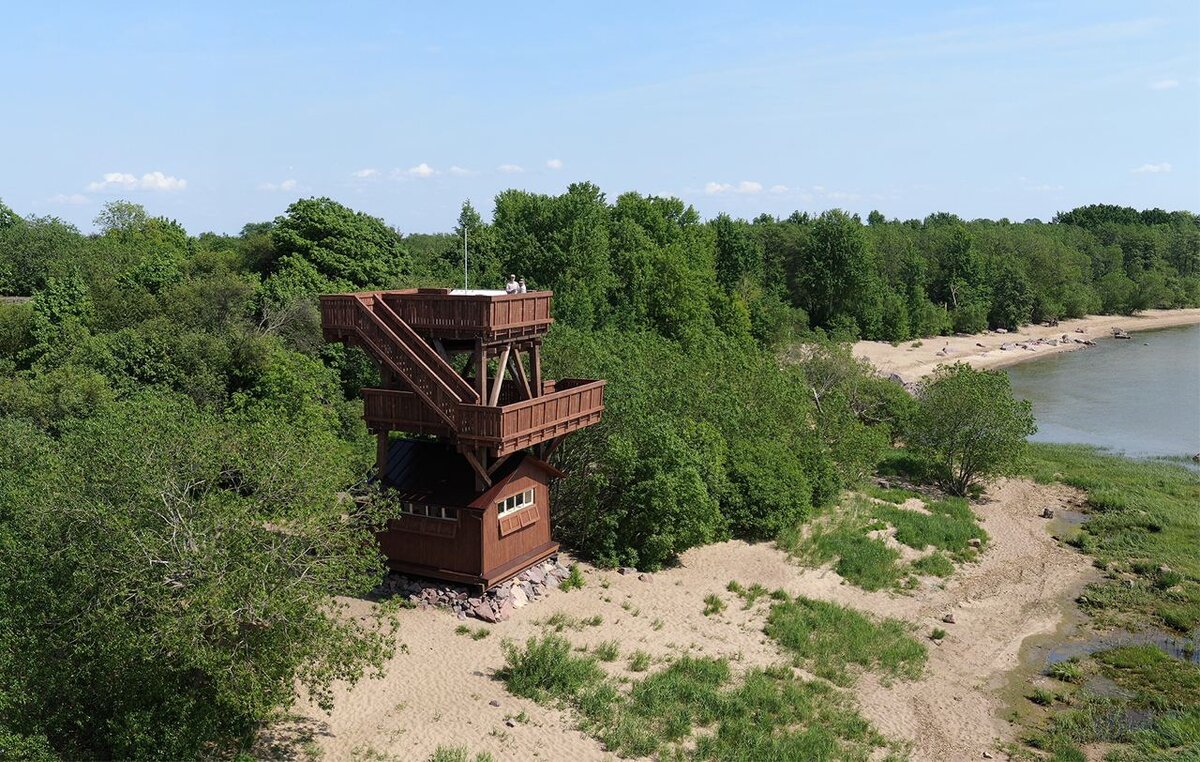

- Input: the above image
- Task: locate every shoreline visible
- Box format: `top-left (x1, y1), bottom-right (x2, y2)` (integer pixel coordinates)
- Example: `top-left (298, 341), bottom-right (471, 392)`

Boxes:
top-left (853, 308), bottom-right (1200, 384)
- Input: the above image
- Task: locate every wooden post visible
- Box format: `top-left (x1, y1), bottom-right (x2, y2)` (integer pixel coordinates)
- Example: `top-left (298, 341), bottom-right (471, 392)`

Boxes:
top-left (489, 344), bottom-right (511, 407)
top-left (531, 341), bottom-right (543, 397)
top-left (474, 341), bottom-right (487, 404)
top-left (376, 431), bottom-right (390, 478)
top-left (462, 447), bottom-right (491, 490)
top-left (510, 348), bottom-right (533, 400)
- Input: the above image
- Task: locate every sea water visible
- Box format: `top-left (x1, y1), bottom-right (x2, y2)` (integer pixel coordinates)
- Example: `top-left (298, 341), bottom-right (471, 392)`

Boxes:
top-left (1007, 323), bottom-right (1200, 465)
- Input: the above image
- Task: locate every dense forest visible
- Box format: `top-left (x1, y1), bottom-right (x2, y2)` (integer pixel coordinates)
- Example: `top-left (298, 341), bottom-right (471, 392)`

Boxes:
top-left (1, 189), bottom-right (1197, 757)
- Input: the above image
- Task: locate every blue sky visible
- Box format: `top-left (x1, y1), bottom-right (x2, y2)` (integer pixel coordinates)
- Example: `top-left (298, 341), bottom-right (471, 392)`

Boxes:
top-left (1, 1), bottom-right (1196, 234)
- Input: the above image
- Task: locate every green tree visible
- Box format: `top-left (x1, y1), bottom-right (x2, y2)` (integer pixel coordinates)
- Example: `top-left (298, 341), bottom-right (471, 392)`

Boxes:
top-left (267, 197), bottom-right (410, 291)
top-left (907, 363), bottom-right (1036, 496)
top-left (0, 395), bottom-right (392, 759)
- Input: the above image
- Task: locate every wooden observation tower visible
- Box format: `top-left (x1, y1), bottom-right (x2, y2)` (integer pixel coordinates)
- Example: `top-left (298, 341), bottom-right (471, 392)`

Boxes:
top-left (320, 288), bottom-right (605, 587)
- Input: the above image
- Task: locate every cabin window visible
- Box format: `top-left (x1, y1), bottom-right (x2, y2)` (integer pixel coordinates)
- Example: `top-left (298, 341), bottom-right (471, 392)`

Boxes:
top-left (399, 501), bottom-right (458, 521)
top-left (497, 487), bottom-right (535, 517)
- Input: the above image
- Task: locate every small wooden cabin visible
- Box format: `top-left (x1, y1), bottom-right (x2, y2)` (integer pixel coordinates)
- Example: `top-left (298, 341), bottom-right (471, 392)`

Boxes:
top-left (377, 438), bottom-right (564, 586)
top-left (320, 287), bottom-right (604, 588)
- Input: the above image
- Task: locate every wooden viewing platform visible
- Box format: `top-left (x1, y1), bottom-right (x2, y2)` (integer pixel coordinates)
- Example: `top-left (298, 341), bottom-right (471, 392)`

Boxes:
top-left (320, 286), bottom-right (604, 588)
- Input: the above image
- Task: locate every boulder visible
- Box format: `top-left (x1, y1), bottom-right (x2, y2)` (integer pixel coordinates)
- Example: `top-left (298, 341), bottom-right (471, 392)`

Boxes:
top-left (619, 567), bottom-right (638, 576)
top-left (511, 585), bottom-right (529, 608)
top-left (942, 613), bottom-right (956, 624)
top-left (1041, 507), bottom-right (1055, 519)
top-left (497, 599), bottom-right (514, 621)
top-left (638, 573), bottom-right (654, 583)
top-left (474, 602), bottom-right (500, 623)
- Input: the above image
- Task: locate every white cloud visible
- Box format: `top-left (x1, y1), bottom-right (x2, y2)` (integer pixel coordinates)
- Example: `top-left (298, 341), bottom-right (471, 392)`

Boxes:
top-left (49, 193), bottom-right (90, 205)
top-left (705, 180), bottom-right (764, 195)
top-left (546, 158), bottom-right (563, 170)
top-left (1132, 162), bottom-right (1172, 174)
top-left (769, 184), bottom-right (788, 194)
top-left (449, 165), bottom-right (472, 176)
top-left (352, 168), bottom-right (380, 178)
top-left (407, 162), bottom-right (436, 177)
top-left (258, 178), bottom-right (299, 191)
top-left (87, 171), bottom-right (187, 192)
top-left (1149, 79), bottom-right (1179, 90)
top-left (498, 163), bottom-right (524, 174)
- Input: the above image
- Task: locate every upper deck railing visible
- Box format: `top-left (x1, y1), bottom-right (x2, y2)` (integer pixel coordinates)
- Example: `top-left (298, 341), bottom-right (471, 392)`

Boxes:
top-left (375, 289), bottom-right (553, 342)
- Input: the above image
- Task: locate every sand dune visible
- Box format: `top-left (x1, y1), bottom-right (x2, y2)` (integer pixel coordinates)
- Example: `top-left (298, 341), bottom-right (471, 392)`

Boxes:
top-left (270, 477), bottom-right (1094, 761)
top-left (853, 308), bottom-right (1200, 384)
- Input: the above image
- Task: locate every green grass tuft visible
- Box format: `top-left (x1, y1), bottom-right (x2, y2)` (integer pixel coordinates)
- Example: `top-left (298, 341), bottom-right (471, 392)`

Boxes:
top-left (765, 594), bottom-right (927, 686)
top-left (702, 593), bottom-right (726, 616)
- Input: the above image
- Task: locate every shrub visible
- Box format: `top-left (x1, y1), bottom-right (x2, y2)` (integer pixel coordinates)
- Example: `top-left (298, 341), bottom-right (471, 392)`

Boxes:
top-left (907, 363), bottom-right (1036, 496)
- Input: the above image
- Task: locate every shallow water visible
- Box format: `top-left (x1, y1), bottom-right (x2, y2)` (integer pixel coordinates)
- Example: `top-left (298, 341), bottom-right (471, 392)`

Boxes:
top-left (1008, 323), bottom-right (1200, 465)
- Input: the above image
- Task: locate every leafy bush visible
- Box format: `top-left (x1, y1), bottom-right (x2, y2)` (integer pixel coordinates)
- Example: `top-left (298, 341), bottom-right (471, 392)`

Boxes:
top-left (907, 363), bottom-right (1036, 495)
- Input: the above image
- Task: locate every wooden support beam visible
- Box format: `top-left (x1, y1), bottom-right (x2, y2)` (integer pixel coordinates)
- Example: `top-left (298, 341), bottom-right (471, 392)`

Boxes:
top-left (510, 348), bottom-right (533, 400)
top-left (531, 342), bottom-right (543, 397)
top-left (489, 345), bottom-right (511, 407)
top-left (474, 342), bottom-right (487, 404)
top-left (462, 448), bottom-right (491, 490)
top-left (431, 338), bottom-right (453, 365)
top-left (376, 432), bottom-right (390, 477)
top-left (540, 436), bottom-right (564, 461)
top-left (487, 454), bottom-right (512, 476)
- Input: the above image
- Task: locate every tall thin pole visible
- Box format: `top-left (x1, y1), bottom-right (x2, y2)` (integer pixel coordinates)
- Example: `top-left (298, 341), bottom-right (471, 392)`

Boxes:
top-left (463, 222), bottom-right (468, 289)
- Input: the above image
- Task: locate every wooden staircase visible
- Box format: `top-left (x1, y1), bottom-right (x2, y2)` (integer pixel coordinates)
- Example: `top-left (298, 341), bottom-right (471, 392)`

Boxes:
top-left (320, 289), bottom-right (605, 486)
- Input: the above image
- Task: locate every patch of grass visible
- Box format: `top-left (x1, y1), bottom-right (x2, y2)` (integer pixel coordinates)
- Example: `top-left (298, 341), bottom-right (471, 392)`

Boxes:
top-left (862, 483), bottom-right (924, 505)
top-left (498, 633), bottom-right (608, 704)
top-left (1046, 659), bottom-right (1083, 684)
top-left (702, 593), bottom-right (726, 617)
top-left (911, 552), bottom-right (955, 578)
top-left (727, 580), bottom-right (770, 608)
top-left (540, 611), bottom-right (603, 632)
top-left (1028, 687), bottom-right (1056, 706)
top-left (499, 638), bottom-right (892, 759)
top-left (650, 618), bottom-right (664, 631)
top-left (627, 651), bottom-right (651, 672)
top-left (784, 487), bottom-right (987, 592)
top-left (427, 747), bottom-right (493, 762)
top-left (930, 628), bottom-right (947, 641)
top-left (559, 563), bottom-right (586, 591)
top-left (593, 640), bottom-right (620, 662)
top-left (765, 594), bottom-right (927, 686)
top-left (454, 624), bottom-right (491, 640)
top-left (876, 496), bottom-right (986, 559)
top-left (694, 666), bottom-right (885, 761)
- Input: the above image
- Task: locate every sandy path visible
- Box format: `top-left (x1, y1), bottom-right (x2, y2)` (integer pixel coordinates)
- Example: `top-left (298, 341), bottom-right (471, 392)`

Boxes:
top-left (853, 308), bottom-right (1200, 383)
top-left (271, 477), bottom-right (1094, 761)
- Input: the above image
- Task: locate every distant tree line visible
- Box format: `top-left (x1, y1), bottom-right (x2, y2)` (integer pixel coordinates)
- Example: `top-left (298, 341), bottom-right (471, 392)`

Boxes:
top-left (0, 190), bottom-right (1192, 757)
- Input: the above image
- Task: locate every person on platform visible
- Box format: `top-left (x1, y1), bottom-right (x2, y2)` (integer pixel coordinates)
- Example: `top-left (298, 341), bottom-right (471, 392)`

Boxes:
top-left (518, 278), bottom-right (528, 293)
top-left (504, 274), bottom-right (519, 294)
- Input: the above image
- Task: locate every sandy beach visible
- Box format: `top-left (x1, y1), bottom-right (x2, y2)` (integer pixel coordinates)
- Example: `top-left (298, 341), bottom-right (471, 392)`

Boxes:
top-left (853, 308), bottom-right (1200, 384)
top-left (267, 477), bottom-right (1094, 761)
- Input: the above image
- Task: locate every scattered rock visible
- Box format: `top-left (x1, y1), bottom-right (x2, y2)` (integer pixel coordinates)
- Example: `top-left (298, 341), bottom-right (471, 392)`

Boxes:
top-left (619, 567), bottom-right (638, 576)
top-left (638, 573), bottom-right (654, 583)
top-left (942, 613), bottom-right (956, 624)
top-left (489, 699), bottom-right (501, 707)
top-left (995, 328), bottom-right (1008, 334)
top-left (1041, 507), bottom-right (1055, 519)
top-left (505, 719), bottom-right (517, 728)
top-left (968, 538), bottom-right (982, 548)
top-left (983, 751), bottom-right (994, 759)
top-left (372, 554), bottom-right (574, 623)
